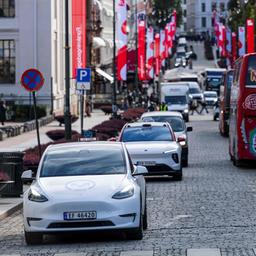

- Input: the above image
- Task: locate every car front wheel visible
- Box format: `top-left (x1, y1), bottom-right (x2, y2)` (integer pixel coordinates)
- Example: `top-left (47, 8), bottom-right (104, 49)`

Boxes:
top-left (24, 231), bottom-right (43, 245)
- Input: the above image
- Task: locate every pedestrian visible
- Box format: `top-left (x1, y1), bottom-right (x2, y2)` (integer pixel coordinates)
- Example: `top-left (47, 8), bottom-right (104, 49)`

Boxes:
top-left (85, 101), bottom-right (91, 117)
top-left (190, 99), bottom-right (199, 115)
top-left (199, 100), bottom-right (209, 114)
top-left (0, 101), bottom-right (6, 125)
top-left (148, 101), bottom-right (155, 112)
top-left (160, 102), bottom-right (168, 111)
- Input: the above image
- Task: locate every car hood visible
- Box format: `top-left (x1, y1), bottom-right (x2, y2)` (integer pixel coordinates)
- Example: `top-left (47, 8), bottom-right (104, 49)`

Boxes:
top-left (125, 141), bottom-right (179, 154)
top-left (38, 174), bottom-right (128, 201)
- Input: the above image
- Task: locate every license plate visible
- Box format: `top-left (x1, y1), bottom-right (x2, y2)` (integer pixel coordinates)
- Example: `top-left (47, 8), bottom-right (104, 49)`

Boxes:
top-left (64, 211), bottom-right (97, 220)
top-left (137, 161), bottom-right (156, 166)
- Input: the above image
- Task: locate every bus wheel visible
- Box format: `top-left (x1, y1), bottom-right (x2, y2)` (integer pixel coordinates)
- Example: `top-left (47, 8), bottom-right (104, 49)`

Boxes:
top-left (233, 158), bottom-right (241, 167)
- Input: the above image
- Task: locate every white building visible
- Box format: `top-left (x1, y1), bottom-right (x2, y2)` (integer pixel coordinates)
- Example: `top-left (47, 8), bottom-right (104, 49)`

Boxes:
top-left (0, 0), bottom-right (77, 118)
top-left (186, 0), bottom-right (228, 34)
top-left (179, 0), bottom-right (187, 33)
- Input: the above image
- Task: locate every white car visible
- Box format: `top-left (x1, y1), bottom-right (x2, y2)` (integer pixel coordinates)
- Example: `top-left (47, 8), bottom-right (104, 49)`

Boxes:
top-left (140, 111), bottom-right (193, 167)
top-left (119, 122), bottom-right (182, 180)
top-left (22, 142), bottom-right (148, 244)
top-left (203, 91), bottom-right (218, 106)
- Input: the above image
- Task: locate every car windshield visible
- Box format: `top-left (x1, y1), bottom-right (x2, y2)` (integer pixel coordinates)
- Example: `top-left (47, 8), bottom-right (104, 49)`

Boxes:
top-left (189, 87), bottom-right (200, 94)
top-left (122, 126), bottom-right (173, 142)
top-left (177, 52), bottom-right (185, 58)
top-left (142, 116), bottom-right (185, 132)
top-left (204, 93), bottom-right (217, 98)
top-left (207, 77), bottom-right (222, 87)
top-left (40, 148), bottom-right (126, 177)
top-left (165, 95), bottom-right (187, 105)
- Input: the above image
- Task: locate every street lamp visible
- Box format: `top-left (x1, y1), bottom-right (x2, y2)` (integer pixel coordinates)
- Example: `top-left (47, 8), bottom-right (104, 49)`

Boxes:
top-left (112, 0), bottom-right (117, 117)
top-left (64, 0), bottom-right (72, 140)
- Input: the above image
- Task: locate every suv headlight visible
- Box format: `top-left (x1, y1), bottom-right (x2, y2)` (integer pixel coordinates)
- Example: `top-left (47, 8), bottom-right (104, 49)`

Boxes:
top-left (184, 109), bottom-right (189, 113)
top-left (112, 184), bottom-right (134, 199)
top-left (28, 186), bottom-right (48, 202)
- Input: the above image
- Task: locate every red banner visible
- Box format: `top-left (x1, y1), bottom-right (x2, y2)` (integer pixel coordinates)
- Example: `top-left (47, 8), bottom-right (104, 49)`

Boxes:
top-left (154, 33), bottom-right (160, 76)
top-left (232, 32), bottom-right (237, 64)
top-left (138, 17), bottom-right (146, 81)
top-left (72, 0), bottom-right (86, 78)
top-left (146, 26), bottom-right (154, 80)
top-left (238, 26), bottom-right (245, 56)
top-left (246, 18), bottom-right (255, 53)
top-left (164, 25), bottom-right (169, 58)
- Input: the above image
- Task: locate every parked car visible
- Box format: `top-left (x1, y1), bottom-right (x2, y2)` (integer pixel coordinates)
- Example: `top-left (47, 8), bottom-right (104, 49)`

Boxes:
top-left (22, 142), bottom-right (148, 244)
top-left (119, 122), bottom-right (183, 180)
top-left (140, 111), bottom-right (193, 167)
top-left (203, 91), bottom-right (218, 106)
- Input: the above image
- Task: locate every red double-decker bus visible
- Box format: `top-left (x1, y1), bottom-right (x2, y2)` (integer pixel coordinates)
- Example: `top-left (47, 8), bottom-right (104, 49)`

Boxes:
top-left (229, 53), bottom-right (256, 166)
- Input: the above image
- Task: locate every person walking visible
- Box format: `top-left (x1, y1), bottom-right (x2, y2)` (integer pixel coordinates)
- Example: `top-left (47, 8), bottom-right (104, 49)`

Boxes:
top-left (160, 102), bottom-right (168, 111)
top-left (0, 101), bottom-right (6, 125)
top-left (190, 99), bottom-right (200, 115)
top-left (199, 100), bottom-right (209, 114)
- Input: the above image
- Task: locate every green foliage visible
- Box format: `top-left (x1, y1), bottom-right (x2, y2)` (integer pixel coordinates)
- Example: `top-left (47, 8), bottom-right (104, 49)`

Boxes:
top-left (152, 0), bottom-right (182, 28)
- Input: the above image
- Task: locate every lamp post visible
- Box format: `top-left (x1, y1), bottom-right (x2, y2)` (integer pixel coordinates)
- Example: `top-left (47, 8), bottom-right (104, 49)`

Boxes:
top-left (112, 0), bottom-right (117, 118)
top-left (134, 0), bottom-right (139, 93)
top-left (64, 0), bottom-right (72, 140)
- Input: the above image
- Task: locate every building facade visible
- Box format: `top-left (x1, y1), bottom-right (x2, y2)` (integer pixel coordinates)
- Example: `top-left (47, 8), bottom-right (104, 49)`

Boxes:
top-left (186, 0), bottom-right (228, 34)
top-left (0, 0), bottom-right (77, 120)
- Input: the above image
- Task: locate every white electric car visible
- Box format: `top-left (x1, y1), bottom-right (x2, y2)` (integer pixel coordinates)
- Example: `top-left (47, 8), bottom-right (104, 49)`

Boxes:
top-left (22, 142), bottom-right (147, 245)
top-left (119, 122), bottom-right (182, 180)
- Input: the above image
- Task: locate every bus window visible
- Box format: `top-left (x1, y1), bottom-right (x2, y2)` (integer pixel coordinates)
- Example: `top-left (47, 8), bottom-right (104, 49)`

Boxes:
top-left (246, 55), bottom-right (256, 88)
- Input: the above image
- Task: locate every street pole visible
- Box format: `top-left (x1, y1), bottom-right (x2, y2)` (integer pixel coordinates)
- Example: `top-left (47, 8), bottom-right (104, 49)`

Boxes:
top-left (64, 0), bottom-right (72, 140)
top-left (135, 0), bottom-right (139, 93)
top-left (112, 0), bottom-right (117, 118)
top-left (80, 90), bottom-right (85, 135)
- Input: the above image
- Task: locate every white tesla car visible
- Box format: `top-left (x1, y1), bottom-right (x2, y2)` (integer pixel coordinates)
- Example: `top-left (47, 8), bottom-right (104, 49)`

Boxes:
top-left (22, 142), bottom-right (147, 245)
top-left (119, 122), bottom-right (182, 180)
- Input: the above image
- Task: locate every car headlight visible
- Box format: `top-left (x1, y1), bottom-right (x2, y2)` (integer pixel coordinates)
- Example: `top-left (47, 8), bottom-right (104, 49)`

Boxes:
top-left (184, 109), bottom-right (189, 113)
top-left (28, 186), bottom-right (48, 202)
top-left (112, 184), bottom-right (134, 199)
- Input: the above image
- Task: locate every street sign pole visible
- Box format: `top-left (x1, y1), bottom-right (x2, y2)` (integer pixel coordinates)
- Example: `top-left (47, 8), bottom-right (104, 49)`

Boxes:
top-left (32, 92), bottom-right (42, 157)
top-left (80, 90), bottom-right (85, 135)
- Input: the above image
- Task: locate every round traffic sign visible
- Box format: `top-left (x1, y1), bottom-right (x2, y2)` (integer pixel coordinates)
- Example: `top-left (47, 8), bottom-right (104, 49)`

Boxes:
top-left (21, 68), bottom-right (44, 92)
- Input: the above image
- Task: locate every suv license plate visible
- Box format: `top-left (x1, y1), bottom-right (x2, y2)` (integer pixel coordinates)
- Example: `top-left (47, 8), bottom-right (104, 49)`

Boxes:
top-left (64, 211), bottom-right (97, 220)
top-left (137, 161), bottom-right (156, 166)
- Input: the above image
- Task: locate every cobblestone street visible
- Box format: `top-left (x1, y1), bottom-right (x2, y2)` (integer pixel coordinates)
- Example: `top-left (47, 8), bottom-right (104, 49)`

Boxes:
top-left (1, 116), bottom-right (256, 255)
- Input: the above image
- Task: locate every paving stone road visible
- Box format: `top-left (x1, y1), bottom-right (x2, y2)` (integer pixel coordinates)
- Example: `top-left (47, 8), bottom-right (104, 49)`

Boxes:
top-left (1, 117), bottom-right (256, 255)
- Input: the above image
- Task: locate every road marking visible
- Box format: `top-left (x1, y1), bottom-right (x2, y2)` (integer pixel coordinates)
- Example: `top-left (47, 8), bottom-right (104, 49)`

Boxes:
top-left (121, 251), bottom-right (153, 256)
top-left (55, 254), bottom-right (85, 256)
top-left (187, 248), bottom-right (221, 256)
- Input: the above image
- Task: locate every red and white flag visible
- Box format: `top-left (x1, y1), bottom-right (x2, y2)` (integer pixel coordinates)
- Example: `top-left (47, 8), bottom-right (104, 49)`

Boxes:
top-left (116, 0), bottom-right (127, 81)
top-left (246, 18), bottom-right (255, 53)
top-left (154, 33), bottom-right (160, 76)
top-left (146, 26), bottom-right (154, 80)
top-left (72, 0), bottom-right (86, 77)
top-left (160, 30), bottom-right (165, 67)
top-left (164, 24), bottom-right (169, 58)
top-left (138, 14), bottom-right (146, 81)
top-left (232, 32), bottom-right (237, 63)
top-left (238, 26), bottom-right (245, 56)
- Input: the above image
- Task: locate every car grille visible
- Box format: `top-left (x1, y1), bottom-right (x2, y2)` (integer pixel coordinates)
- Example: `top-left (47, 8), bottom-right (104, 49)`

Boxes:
top-left (47, 221), bottom-right (115, 229)
top-left (145, 164), bottom-right (174, 173)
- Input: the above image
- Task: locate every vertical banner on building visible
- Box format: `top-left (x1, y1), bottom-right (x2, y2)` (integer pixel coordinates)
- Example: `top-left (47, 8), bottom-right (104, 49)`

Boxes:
top-left (238, 26), bottom-right (245, 56)
top-left (117, 0), bottom-right (127, 81)
top-left (246, 18), bottom-right (255, 53)
top-left (226, 28), bottom-right (231, 55)
top-left (146, 26), bottom-right (154, 80)
top-left (221, 25), bottom-right (226, 57)
top-left (168, 22), bottom-right (173, 55)
top-left (72, 0), bottom-right (86, 77)
top-left (154, 33), bottom-right (160, 76)
top-left (164, 25), bottom-right (169, 58)
top-left (232, 32), bottom-right (237, 63)
top-left (160, 30), bottom-right (165, 67)
top-left (172, 9), bottom-right (177, 33)
top-left (138, 13), bottom-right (146, 81)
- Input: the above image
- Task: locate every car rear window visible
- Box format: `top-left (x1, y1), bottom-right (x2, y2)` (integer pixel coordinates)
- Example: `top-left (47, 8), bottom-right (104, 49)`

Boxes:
top-left (40, 148), bottom-right (126, 177)
top-left (121, 126), bottom-right (173, 142)
top-left (142, 116), bottom-right (185, 132)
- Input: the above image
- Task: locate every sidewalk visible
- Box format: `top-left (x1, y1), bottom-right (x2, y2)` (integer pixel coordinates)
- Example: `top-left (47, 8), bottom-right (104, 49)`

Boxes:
top-left (0, 109), bottom-right (109, 220)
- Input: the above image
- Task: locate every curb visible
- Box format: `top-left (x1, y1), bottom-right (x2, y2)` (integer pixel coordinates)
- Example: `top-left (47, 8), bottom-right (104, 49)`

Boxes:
top-left (0, 201), bottom-right (23, 221)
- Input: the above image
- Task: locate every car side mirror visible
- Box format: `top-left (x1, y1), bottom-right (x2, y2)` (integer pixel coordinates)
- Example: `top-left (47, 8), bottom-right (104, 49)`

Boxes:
top-left (21, 170), bottom-right (35, 182)
top-left (133, 166), bottom-right (148, 176)
top-left (187, 126), bottom-right (193, 132)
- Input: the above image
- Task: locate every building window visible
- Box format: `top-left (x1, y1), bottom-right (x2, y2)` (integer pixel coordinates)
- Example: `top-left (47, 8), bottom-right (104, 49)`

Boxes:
top-left (183, 0), bottom-right (186, 4)
top-left (211, 2), bottom-right (217, 12)
top-left (183, 9), bottom-right (187, 17)
top-left (201, 3), bottom-right (206, 12)
top-left (201, 17), bottom-right (206, 28)
top-left (0, 0), bottom-right (15, 18)
top-left (0, 40), bottom-right (15, 84)
top-left (220, 2), bottom-right (225, 12)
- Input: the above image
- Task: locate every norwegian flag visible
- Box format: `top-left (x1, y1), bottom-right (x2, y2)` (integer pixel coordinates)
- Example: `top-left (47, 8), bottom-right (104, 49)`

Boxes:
top-left (146, 26), bottom-right (154, 80)
top-left (238, 26), bottom-right (245, 56)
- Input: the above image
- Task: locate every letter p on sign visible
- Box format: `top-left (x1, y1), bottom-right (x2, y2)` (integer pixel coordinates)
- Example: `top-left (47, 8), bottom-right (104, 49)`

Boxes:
top-left (77, 68), bottom-right (91, 83)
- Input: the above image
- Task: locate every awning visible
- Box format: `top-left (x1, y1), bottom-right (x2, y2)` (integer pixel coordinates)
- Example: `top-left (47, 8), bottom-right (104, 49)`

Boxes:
top-left (96, 68), bottom-right (114, 83)
top-left (93, 37), bottom-right (106, 49)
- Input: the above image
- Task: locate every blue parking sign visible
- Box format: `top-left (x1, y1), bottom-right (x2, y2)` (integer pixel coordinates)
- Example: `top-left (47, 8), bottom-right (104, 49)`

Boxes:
top-left (77, 68), bottom-right (91, 83)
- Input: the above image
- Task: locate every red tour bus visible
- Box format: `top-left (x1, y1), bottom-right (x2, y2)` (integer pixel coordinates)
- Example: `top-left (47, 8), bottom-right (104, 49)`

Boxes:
top-left (229, 53), bottom-right (256, 166)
